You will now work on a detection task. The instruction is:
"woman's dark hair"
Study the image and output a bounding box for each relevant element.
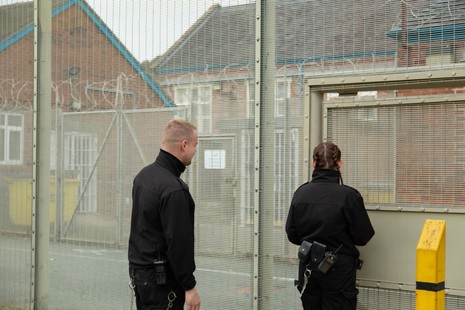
[313,142,343,184]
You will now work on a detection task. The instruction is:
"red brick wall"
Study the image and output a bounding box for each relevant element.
[0,3,165,111]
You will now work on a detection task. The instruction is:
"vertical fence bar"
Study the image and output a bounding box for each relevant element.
[32,0,52,308]
[55,107,64,241]
[116,75,124,246]
[253,2,262,308]
[254,1,276,309]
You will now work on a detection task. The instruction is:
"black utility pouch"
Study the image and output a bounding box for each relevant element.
[310,241,326,264]
[298,241,313,264]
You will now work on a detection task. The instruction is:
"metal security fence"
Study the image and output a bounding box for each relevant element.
[1,0,465,309]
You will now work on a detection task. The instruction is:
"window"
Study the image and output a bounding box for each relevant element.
[51,131,98,213]
[247,79,291,118]
[0,113,23,165]
[174,85,212,134]
[276,80,291,117]
[274,128,299,225]
[426,44,453,66]
[350,108,378,122]
[325,91,379,122]
[426,54,453,66]
[240,128,300,226]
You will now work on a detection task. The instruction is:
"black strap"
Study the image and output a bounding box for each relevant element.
[332,244,343,254]
[416,281,445,292]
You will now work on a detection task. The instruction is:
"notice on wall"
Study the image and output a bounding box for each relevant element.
[204,150,226,169]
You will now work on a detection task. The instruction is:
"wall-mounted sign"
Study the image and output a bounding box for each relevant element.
[204,149,226,169]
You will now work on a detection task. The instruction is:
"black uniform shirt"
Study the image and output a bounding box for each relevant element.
[286,169,375,257]
[128,149,196,291]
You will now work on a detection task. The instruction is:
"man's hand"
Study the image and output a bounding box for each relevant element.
[185,287,201,310]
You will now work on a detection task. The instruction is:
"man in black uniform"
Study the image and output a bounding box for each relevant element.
[128,119,201,310]
[286,142,374,310]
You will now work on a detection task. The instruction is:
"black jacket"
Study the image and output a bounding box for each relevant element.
[286,169,375,257]
[128,149,196,291]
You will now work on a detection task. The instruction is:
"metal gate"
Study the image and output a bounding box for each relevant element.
[193,135,238,255]
[57,107,185,245]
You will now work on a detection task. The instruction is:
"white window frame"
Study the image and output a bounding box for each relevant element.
[246,80,255,118]
[174,85,212,134]
[0,113,24,165]
[274,128,299,225]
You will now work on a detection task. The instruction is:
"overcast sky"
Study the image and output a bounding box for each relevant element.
[1,0,252,61]
[87,0,217,62]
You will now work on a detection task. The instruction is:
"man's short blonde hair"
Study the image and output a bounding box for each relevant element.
[161,119,197,149]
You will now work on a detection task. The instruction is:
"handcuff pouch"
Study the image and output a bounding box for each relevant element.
[298,240,312,264]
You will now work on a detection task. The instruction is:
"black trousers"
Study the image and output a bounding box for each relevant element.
[298,255,359,310]
[130,268,185,310]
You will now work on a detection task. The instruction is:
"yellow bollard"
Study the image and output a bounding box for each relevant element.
[416,219,446,310]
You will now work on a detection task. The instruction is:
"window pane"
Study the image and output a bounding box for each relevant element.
[276,100,284,116]
[191,88,198,103]
[0,128,4,161]
[9,115,22,126]
[200,103,210,115]
[175,88,189,106]
[202,119,209,133]
[9,130,21,161]
[276,82,286,98]
[200,86,210,102]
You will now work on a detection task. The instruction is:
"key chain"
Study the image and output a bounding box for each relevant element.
[166,291,177,310]
[300,266,312,298]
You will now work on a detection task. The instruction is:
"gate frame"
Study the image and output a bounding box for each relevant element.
[304,67,465,298]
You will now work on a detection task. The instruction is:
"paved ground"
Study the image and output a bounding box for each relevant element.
[0,235,301,310]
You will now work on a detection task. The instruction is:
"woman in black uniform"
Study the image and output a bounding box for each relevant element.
[286,142,375,310]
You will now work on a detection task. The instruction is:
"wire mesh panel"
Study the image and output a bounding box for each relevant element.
[359,287,465,310]
[358,287,416,310]
[0,0,34,308]
[327,101,465,211]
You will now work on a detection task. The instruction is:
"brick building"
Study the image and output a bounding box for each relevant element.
[0,0,170,236]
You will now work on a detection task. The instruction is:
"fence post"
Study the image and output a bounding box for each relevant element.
[416,219,446,310]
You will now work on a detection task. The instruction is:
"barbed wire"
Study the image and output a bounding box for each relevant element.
[0,73,166,112]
